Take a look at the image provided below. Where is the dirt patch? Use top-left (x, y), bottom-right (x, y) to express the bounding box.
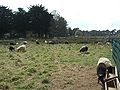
top-left (49, 64), bottom-right (102, 90)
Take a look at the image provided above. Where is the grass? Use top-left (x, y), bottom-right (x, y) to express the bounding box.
top-left (0, 41), bottom-right (114, 90)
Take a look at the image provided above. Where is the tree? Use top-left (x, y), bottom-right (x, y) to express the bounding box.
top-left (14, 8), bottom-right (27, 37)
top-left (66, 27), bottom-right (72, 37)
top-left (116, 30), bottom-right (120, 38)
top-left (0, 6), bottom-right (14, 38)
top-left (27, 4), bottom-right (52, 38)
top-left (49, 10), bottom-right (68, 37)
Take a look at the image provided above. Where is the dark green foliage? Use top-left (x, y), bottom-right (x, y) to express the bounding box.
top-left (0, 5), bottom-right (118, 39)
top-left (0, 5), bottom-right (53, 38)
top-left (0, 6), bottom-right (14, 38)
top-left (13, 8), bottom-right (27, 37)
top-left (49, 12), bottom-right (68, 37)
top-left (27, 5), bottom-right (53, 38)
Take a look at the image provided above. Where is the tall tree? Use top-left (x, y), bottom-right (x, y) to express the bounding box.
top-left (0, 6), bottom-right (14, 38)
top-left (14, 8), bottom-right (27, 37)
top-left (49, 10), bottom-right (68, 37)
top-left (27, 4), bottom-right (52, 38)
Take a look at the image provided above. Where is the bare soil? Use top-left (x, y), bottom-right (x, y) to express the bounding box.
top-left (49, 64), bottom-right (102, 90)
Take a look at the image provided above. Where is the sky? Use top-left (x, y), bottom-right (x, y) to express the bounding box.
top-left (0, 0), bottom-right (120, 31)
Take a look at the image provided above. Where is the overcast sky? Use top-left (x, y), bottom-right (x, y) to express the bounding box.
top-left (1, 0), bottom-right (120, 30)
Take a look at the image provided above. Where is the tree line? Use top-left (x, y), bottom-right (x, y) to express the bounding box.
top-left (0, 4), bottom-right (120, 39)
top-left (0, 5), bottom-right (68, 38)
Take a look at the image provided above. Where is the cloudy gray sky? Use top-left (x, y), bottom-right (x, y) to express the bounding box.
top-left (1, 0), bottom-right (120, 30)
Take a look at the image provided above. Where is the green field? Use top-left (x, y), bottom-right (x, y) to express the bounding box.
top-left (0, 41), bottom-right (114, 90)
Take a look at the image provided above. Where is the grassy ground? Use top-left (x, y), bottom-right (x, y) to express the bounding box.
top-left (0, 41), bottom-right (114, 90)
